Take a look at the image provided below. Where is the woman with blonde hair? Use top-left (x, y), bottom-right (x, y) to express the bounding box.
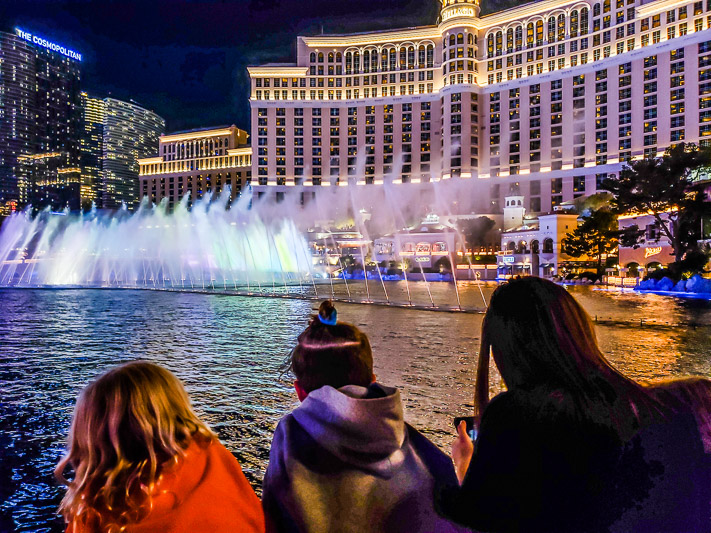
top-left (56, 361), bottom-right (265, 533)
top-left (439, 277), bottom-right (711, 532)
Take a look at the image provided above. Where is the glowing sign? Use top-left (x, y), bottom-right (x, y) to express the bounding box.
top-left (442, 6), bottom-right (475, 20)
top-left (502, 256), bottom-right (515, 264)
top-left (644, 246), bottom-right (663, 258)
top-left (415, 256), bottom-right (430, 263)
top-left (15, 28), bottom-right (82, 61)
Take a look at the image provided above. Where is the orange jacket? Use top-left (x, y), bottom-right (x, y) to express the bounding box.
top-left (67, 439), bottom-right (265, 533)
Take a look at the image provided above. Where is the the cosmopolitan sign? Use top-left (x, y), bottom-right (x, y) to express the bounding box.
top-left (15, 28), bottom-right (82, 61)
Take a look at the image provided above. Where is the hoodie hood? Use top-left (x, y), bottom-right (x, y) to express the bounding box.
top-left (291, 383), bottom-right (407, 476)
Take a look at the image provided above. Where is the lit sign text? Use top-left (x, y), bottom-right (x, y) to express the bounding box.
top-left (644, 246), bottom-right (663, 258)
top-left (502, 256), bottom-right (515, 264)
top-left (442, 6), bottom-right (475, 21)
top-left (15, 28), bottom-right (82, 61)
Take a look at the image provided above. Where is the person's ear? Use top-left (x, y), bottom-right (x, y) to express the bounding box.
top-left (294, 380), bottom-right (309, 402)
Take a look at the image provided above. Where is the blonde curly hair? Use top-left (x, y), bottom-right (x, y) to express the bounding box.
top-left (55, 361), bottom-right (214, 532)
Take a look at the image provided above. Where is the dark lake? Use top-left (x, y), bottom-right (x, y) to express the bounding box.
top-left (1, 284), bottom-right (710, 532)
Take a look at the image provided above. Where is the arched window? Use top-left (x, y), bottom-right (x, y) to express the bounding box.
top-left (353, 51), bottom-right (360, 72)
top-left (593, 3), bottom-right (601, 17)
top-left (310, 52), bottom-right (316, 63)
top-left (317, 52), bottom-right (324, 63)
top-left (408, 46), bottom-right (415, 68)
top-left (487, 34), bottom-right (495, 57)
top-left (426, 45), bottom-right (434, 67)
top-left (570, 10), bottom-right (579, 37)
top-left (336, 52), bottom-right (342, 63)
top-left (536, 20), bottom-right (544, 44)
top-left (515, 25), bottom-right (523, 49)
top-left (531, 240), bottom-right (540, 254)
top-left (363, 50), bottom-right (370, 73)
top-left (449, 34), bottom-right (456, 47)
top-left (400, 47), bottom-right (407, 67)
top-left (418, 45), bottom-right (426, 67)
top-left (548, 17), bottom-right (556, 42)
top-left (603, 0), bottom-right (610, 13)
top-left (457, 33), bottom-right (464, 44)
top-left (381, 49), bottom-right (389, 71)
top-left (526, 22), bottom-right (534, 47)
top-left (468, 33), bottom-right (474, 45)
top-left (328, 52), bottom-right (334, 62)
top-left (557, 14), bottom-right (565, 41)
top-left (581, 7), bottom-right (589, 34)
top-left (371, 50), bottom-right (378, 71)
top-left (506, 241), bottom-right (516, 251)
top-left (543, 238), bottom-right (554, 254)
top-left (495, 31), bottom-right (503, 55)
top-left (345, 52), bottom-right (353, 74)
top-left (506, 28), bottom-right (514, 52)
top-left (389, 48), bottom-right (397, 69)
top-left (516, 241), bottom-right (528, 254)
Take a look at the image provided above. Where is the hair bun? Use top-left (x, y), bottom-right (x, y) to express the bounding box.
top-left (317, 300), bottom-right (338, 326)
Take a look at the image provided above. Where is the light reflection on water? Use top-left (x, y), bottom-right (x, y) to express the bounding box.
top-left (0, 284), bottom-right (709, 532)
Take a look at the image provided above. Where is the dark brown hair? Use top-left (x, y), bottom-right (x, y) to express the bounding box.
top-left (475, 277), bottom-right (664, 440)
top-left (289, 301), bottom-right (373, 393)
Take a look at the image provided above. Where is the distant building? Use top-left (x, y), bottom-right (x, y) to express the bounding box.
top-left (498, 196), bottom-right (586, 277)
top-left (101, 98), bottom-right (165, 209)
top-left (247, 0), bottom-right (711, 214)
top-left (0, 28), bottom-right (82, 211)
top-left (617, 212), bottom-right (673, 276)
top-left (138, 125), bottom-right (252, 209)
top-left (79, 93), bottom-right (106, 209)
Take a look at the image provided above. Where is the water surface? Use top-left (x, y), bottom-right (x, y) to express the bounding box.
top-left (1, 285), bottom-right (709, 532)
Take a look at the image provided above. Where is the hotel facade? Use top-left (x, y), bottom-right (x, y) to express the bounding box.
top-left (138, 126), bottom-right (252, 209)
top-left (247, 0), bottom-right (711, 214)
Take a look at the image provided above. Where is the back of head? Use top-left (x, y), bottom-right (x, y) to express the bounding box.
top-left (56, 361), bottom-right (213, 530)
top-left (290, 301), bottom-right (373, 393)
top-left (476, 277), bottom-right (654, 435)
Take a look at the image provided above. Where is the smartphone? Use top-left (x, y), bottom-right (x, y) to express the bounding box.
top-left (453, 416), bottom-right (478, 441)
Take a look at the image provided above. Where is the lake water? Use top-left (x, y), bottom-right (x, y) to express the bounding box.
top-left (1, 283), bottom-right (710, 532)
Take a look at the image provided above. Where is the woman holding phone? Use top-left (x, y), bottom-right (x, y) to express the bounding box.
top-left (439, 277), bottom-right (711, 532)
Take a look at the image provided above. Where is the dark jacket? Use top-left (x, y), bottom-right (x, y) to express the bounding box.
top-left (262, 383), bottom-right (469, 533)
top-left (438, 389), bottom-right (711, 533)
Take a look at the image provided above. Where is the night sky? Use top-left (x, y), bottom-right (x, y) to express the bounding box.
top-left (0, 0), bottom-right (522, 133)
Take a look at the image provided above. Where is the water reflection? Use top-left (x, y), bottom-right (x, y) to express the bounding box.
top-left (0, 286), bottom-right (709, 532)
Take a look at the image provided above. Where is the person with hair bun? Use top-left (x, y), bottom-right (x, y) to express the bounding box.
top-left (56, 361), bottom-right (265, 533)
top-left (262, 301), bottom-right (468, 533)
top-left (438, 277), bottom-right (711, 532)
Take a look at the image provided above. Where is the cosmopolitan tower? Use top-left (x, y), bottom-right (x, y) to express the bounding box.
top-left (248, 0), bottom-right (711, 214)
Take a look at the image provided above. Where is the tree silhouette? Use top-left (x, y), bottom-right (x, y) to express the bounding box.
top-left (603, 143), bottom-right (711, 264)
top-left (561, 209), bottom-right (619, 276)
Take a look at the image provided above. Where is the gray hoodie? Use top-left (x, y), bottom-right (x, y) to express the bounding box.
top-left (262, 383), bottom-right (470, 533)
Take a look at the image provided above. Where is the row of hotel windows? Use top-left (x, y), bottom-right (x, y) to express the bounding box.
top-left (255, 71), bottom-right (435, 90)
top-left (485, 1), bottom-right (711, 83)
top-left (254, 84), bottom-right (437, 100)
top-left (142, 172), bottom-right (252, 204)
top-left (255, 104), bottom-right (435, 185)
top-left (160, 138), bottom-right (232, 161)
top-left (487, 42), bottom-right (711, 177)
top-left (140, 155), bottom-right (251, 176)
top-left (485, 0), bottom-right (706, 59)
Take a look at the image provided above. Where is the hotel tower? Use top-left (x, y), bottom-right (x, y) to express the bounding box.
top-left (248, 0), bottom-right (711, 213)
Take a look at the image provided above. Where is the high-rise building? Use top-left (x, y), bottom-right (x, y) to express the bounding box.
top-left (248, 0), bottom-right (711, 214)
top-left (80, 93), bottom-right (106, 209)
top-left (101, 98), bottom-right (165, 210)
top-left (0, 28), bottom-right (82, 212)
top-left (138, 125), bottom-right (252, 209)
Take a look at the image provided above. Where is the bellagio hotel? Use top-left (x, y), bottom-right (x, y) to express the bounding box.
top-left (247, 0), bottom-right (711, 213)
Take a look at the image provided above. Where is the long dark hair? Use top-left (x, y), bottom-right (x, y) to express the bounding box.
top-left (288, 301), bottom-right (373, 393)
top-left (474, 278), bottom-right (664, 440)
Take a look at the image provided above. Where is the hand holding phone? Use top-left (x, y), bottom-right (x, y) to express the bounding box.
top-left (452, 417), bottom-right (476, 485)
top-left (453, 416), bottom-right (478, 441)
